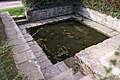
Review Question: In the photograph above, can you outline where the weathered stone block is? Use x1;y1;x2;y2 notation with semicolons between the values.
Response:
37;55;49;63
29;43;43;53
22;33;31;38
9;37;26;46
34;50;45;58
103;16;111;28
25;36;33;42
107;31;119;37
19;25;26;30
39;60;52;70
7;33;23;40
17;60;39;73
14;50;35;64
42;65;61;79
40;20;48;25
27;41;37;46
35;21;43;26
55;61;69;72
49;69;73;80
12;43;30;54
27;70;44;80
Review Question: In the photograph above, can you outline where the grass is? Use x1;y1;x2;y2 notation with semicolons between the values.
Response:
0;7;25;16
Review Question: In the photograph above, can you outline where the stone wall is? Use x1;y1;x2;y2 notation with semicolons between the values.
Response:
76;6;120;32
26;4;120;32
26;5;74;21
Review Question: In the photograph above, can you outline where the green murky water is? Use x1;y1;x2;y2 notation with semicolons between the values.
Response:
28;20;108;64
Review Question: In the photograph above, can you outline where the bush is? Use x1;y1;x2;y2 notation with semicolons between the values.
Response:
24;0;120;19
81;0;120;19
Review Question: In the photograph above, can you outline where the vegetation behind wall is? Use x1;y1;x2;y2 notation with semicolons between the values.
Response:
24;0;120;18
81;0;120;19
24;0;81;10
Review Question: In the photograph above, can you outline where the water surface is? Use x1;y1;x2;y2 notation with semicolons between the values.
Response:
28;20;108;64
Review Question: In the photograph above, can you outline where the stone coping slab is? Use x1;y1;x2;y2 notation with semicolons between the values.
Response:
76;6;120;32
75;34;120;77
18;15;73;79
0;12;45;80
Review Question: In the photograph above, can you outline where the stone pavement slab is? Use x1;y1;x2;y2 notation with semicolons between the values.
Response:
55;61;69;72
42;65;61;79
0;1;22;9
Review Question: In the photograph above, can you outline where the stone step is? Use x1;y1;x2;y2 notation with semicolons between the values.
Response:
0;12;45;80
49;69;84;80
15;19;28;25
19;14;73;29
37;60;70;79
54;61;69;72
13;15;26;21
79;74;97;80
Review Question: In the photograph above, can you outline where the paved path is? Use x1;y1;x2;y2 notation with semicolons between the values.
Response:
0;1;22;9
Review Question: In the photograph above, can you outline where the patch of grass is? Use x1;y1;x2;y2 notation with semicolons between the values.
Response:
0;7;25;16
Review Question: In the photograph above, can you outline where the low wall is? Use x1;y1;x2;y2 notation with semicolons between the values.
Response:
76;6;120;32
1;12;45;80
26;5;74;21
26;4;120;32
